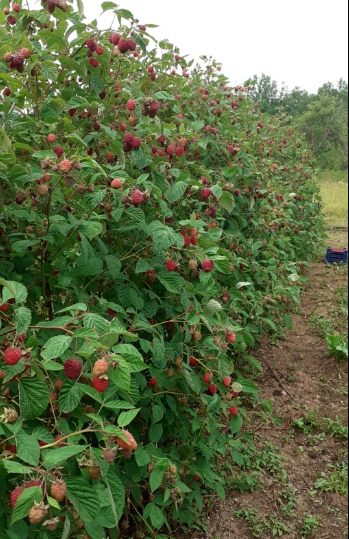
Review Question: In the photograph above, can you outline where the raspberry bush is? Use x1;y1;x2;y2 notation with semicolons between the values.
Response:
0;1;323;537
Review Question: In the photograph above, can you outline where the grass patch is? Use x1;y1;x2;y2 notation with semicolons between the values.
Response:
319;170;348;228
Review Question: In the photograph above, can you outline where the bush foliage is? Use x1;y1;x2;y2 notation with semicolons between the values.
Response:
0;1;323;537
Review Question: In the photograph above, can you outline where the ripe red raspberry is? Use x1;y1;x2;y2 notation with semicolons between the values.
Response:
4;347;22;365
124;132;134;145
166;143;176;156
124;142;133;153
13;3;20;12
7;15;17;25
201;188;212;200
10;488;24;508
51;480;67;502
204;373;212;384
230;406;239;416
227;333;236;344
126;39;137;52
0;303;9;311
109;32;120;45
96;45;104;56
149;101;160;118
133;51;139;58
106;152;114;163
157;134;166;145
223;377;232;387
176;146;185;157
166;260;177;272
118;39;129;54
13;51;25;66
202;259;215;273
191;237;197;246
4;87;11;97
234;189;240;196
92;359;109;377
111;178;123;189
46;134;56;144
91;58;100;68
189;357;198;367
150;378;157;387
120;123;127;132
59;160;72;174
139;25;146;31
115;430;138;451
93;376;109;393
209;384;217;395
126;99;137;111
86;38;96;50
64;359;82;380
131;189;143;206
132;137;141;149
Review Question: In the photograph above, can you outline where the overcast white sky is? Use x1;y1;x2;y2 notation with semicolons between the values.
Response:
29;0;349;93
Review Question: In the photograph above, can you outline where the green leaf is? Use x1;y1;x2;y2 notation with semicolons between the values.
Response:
10;487;42;526
41;335;72;360
79;221;103;240
283;313;294;330
0;125;15;162
14;307;32;336
67;96;88;109
113;344;146;373
77;0;84;18
135;446;151;467
59;381;84;413
108;358;131;392
236;378;259;395
41;60;58;80
157;272;183;294
16;432;40;466
84;314;109;335
104;470;125;526
165;181;187;204
143;502;166;529
66;478;101;522
230;415;243;435
219;191;235;213
3;461;31;474
149;424;163;444
105;255;121;278
101;1;117;12
91;76;105;95
57;303;88;314
150;467;165;493
0;279;27;304
117;408;141;427
182;367;202;394
19;378;50;420
43;445;88;470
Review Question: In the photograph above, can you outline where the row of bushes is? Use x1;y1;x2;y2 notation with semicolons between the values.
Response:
0;1;323;537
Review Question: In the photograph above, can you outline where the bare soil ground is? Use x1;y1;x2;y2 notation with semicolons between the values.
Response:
181;231;348;539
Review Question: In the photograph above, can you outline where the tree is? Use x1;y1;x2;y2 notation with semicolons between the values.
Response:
248;74;286;115
300;95;348;169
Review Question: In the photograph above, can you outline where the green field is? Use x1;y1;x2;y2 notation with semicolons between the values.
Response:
319;170;348;228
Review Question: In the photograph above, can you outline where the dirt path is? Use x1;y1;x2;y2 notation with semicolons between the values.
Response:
200;232;348;539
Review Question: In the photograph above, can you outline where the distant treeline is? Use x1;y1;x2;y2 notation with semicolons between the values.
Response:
249;75;348;171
